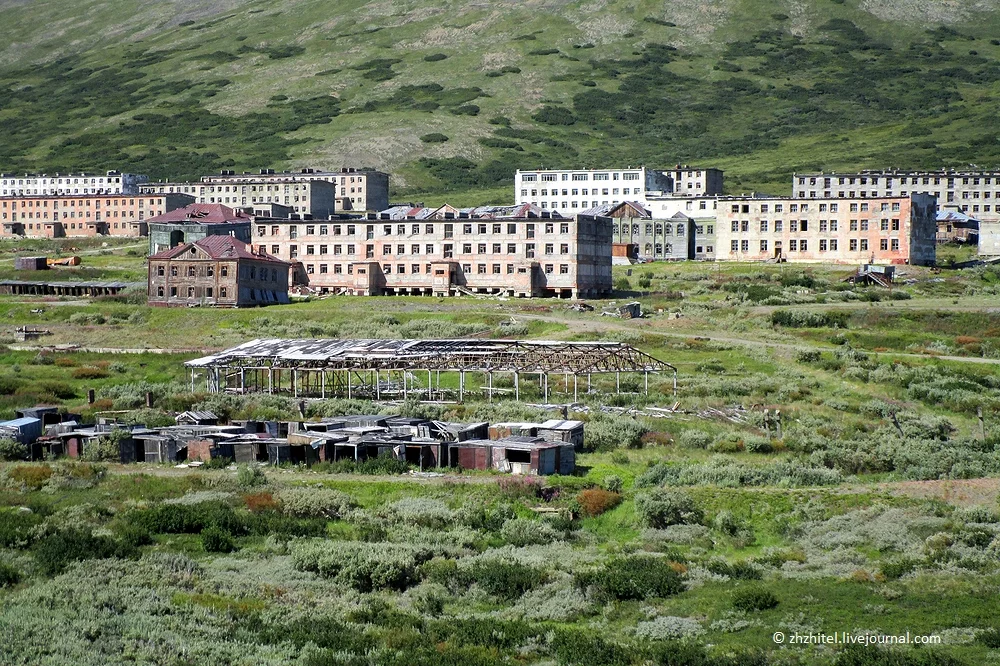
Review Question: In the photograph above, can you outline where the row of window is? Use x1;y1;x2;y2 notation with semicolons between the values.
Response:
305;262;572;276
156;286;228;299
522;188;638;197
154;264;280;282
614;223;709;236
729;219;901;233
521;172;641;182
1;198;157;209
732;202;903;214
801;175;1000;186
2;177;125;185
3;210;149;221
729;238;901;253
274;241;566;259
257;222;572;239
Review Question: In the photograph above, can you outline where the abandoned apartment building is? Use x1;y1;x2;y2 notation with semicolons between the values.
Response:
147;235;290;307
140;168;390;216
601;200;718;261
716;194;938;265
24;411;584;475
250;203;613;298
0;193;194;238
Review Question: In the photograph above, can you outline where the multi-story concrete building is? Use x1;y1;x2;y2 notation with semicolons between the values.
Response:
0;171;148;197
141;168;389;216
146;204;254;255
0;193;193;238
140;177;336;218
594;201;717;261
202;168;390;212
792;169;1000;221
148;235;289;308
514;166;723;214
716;194;937;265
250;203;612;298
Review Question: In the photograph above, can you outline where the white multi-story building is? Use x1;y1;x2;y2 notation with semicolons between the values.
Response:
0;171;147;197
514;166;722;214
793;169;1000;221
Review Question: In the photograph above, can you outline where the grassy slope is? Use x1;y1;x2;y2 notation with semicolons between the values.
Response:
2;0;1000;199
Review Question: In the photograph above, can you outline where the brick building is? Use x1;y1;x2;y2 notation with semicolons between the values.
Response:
148;235;290;308
146;204;254;255
716;194;937;265
0;193;193;239
250;203;612;298
792;169;1000;222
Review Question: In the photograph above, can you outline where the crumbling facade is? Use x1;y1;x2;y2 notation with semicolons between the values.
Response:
252;203;612;298
716;194;937;265
147;235;290;307
1;193;193;238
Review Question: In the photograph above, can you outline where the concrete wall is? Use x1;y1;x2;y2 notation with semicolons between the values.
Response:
0;194;193;238
716;194;936;265
148;256;289;307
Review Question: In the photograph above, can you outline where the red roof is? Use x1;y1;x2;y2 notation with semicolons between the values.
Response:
146;203;250;224
149;235;287;263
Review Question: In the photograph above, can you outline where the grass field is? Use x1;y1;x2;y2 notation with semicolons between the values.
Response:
2;242;1000;664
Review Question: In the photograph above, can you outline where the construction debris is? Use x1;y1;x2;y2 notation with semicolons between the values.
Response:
844;264;895;288
602;301;642;319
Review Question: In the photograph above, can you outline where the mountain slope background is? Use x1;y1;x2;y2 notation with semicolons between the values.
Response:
3;0;1000;201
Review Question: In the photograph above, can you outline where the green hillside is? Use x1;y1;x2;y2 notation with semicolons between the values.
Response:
3;0;1000;200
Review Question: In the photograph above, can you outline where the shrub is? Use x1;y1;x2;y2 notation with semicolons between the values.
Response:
115;523;153;548
585;416;647;450
9;464;53;490
236;464;267;489
292;541;432;591
72;366;110;380
356;454;409;475
0;562;21;587
732;587;779;612
277;487;353;519
201;525;236;553
577;555;684;600
635;488;703;528
603;475;624;493
0;509;42;548
0;437;27;461
678;431;713;449
499;517;560;546
462;559;542;600
532;105;576;125
33;528;136;575
384;498;455;528
423;53;448;62
496;474;542;499
244;491;280;513
705;559;762;580
576;488;622;517
127;501;246;536
634;615;704;640
420;133;449;143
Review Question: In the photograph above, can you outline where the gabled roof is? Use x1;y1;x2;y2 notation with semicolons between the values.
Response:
146;204;251;225
581;201;650;218
937;208;980;225
149;235;287;263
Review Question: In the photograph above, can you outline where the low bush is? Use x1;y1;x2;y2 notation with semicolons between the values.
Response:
8;464;53;490
0;509;42;548
127;501;246;536
419;132;448;143
705;559;763;580
292;541;434;591
635;488;703;528
33;528;137;575
236;464;267;489
499;517;560;546
461;559;543;600
244;491;279;513
585;416;647;450
277;487;353;519
72;366;110;380
576;488;622;517
731;586;779;612
0;562;21;587
201;526;236;553
577;555;684;600
0;437;26;461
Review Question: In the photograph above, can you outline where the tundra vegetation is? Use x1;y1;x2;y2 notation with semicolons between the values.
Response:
1;245;1000;664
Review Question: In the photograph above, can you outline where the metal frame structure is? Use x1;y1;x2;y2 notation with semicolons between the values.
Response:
184;338;676;402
